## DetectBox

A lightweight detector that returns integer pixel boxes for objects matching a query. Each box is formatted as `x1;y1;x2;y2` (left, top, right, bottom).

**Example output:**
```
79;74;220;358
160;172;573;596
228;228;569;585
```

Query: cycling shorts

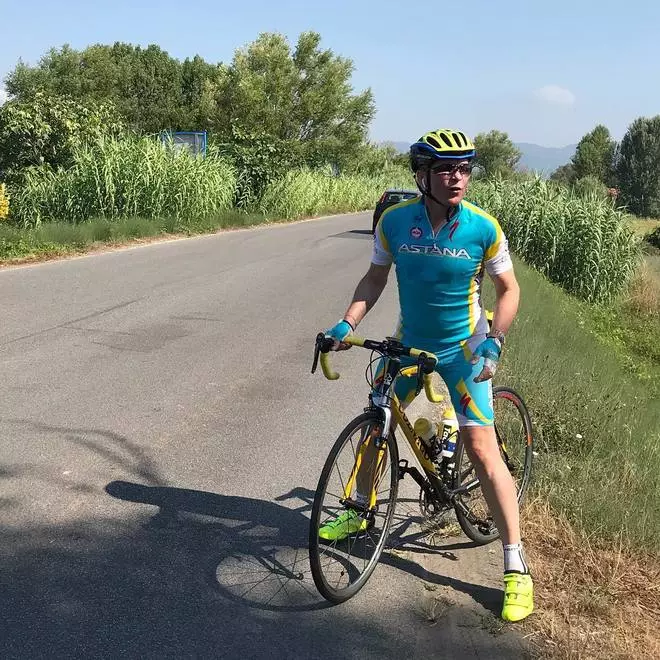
373;333;494;427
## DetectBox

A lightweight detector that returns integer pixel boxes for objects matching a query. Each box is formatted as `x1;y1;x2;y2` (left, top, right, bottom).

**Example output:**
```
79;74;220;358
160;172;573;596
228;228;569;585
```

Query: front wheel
309;411;399;603
453;386;534;545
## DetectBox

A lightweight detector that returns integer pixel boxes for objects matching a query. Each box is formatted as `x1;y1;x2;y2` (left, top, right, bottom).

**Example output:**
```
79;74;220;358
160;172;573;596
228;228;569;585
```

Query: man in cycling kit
320;129;534;623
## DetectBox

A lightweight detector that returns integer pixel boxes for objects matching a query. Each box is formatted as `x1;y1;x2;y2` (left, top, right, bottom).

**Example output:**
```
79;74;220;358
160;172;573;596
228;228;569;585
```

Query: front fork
341;413;389;515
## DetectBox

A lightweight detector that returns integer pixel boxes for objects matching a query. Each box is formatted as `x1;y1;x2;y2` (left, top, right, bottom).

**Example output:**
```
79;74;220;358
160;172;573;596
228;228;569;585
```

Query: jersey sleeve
371;218;393;266
483;217;513;275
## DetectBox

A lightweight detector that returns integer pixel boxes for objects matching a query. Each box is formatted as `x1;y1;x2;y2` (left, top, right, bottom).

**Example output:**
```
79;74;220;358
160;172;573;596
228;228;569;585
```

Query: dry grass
518;497;660;659
627;216;660;236
623;261;660;318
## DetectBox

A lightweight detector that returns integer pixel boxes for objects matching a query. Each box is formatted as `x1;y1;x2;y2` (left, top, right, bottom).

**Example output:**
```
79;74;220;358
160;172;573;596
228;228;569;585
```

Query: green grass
484;257;660;551
0;211;271;261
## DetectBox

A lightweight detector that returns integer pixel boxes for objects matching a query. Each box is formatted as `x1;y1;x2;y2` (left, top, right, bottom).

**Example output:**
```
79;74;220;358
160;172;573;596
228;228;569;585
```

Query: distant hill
382;141;411;154
514;142;576;176
381;140;576;177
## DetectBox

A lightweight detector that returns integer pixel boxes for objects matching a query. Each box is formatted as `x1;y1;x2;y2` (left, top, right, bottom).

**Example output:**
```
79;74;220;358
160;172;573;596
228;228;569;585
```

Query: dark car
372;189;420;233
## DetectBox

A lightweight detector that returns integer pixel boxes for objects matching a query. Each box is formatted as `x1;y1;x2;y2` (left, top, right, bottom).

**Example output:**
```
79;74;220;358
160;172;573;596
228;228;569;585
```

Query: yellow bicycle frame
320;336;449;502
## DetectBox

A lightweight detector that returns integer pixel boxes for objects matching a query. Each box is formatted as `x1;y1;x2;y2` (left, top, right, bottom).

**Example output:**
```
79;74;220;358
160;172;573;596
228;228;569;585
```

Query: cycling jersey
371;196;513;426
372;196;512;351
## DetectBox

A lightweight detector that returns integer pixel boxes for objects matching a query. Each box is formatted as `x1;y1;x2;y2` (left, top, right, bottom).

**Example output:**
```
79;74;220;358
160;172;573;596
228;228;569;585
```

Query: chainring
418;485;451;520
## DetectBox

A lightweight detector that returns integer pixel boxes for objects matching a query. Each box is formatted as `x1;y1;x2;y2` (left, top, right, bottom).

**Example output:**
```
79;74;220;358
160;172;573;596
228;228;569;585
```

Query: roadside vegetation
2;29;660;658
481;257;659;658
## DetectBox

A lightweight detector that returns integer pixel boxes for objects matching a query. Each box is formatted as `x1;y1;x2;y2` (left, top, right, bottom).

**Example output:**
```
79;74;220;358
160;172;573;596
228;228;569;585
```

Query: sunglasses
430;163;474;177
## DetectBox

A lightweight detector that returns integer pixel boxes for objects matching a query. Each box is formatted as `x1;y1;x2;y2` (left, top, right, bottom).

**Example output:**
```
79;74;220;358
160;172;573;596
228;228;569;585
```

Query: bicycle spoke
310;414;399;602
333;461;348;501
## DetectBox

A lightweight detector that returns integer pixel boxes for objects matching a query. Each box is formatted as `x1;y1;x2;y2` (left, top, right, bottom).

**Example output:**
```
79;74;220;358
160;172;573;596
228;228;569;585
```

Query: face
416;159;473;206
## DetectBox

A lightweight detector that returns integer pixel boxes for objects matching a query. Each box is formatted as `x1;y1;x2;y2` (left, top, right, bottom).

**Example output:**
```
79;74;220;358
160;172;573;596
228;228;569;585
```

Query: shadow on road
0;419;525;659
103;481;503;616
331;229;373;240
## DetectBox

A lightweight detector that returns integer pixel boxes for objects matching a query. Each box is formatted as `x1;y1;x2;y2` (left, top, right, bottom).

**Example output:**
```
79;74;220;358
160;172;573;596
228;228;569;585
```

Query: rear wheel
453;386;534;545
309;411;399;603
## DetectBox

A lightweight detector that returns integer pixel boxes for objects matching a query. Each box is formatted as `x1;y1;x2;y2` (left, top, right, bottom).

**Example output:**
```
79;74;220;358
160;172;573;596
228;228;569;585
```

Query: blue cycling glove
470;337;502;382
325;320;354;350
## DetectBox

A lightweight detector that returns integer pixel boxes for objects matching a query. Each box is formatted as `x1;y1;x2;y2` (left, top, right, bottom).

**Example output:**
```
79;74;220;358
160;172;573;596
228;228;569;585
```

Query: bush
213;126;303;209
645;226;660;249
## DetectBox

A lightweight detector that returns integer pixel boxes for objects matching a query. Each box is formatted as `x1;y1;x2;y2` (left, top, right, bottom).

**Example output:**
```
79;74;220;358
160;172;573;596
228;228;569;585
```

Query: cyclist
319;129;533;623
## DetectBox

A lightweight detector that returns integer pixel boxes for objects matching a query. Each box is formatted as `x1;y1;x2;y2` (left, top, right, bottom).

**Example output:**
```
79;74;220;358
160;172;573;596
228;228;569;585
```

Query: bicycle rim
309;411;399;603
453;386;534;545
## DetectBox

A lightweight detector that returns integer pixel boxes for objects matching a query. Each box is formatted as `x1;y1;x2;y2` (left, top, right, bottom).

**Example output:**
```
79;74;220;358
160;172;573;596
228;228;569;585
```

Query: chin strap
416;171;457;222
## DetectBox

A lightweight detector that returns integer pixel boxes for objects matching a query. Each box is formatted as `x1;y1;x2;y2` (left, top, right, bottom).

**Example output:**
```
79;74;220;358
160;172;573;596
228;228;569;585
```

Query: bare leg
460;424;520;545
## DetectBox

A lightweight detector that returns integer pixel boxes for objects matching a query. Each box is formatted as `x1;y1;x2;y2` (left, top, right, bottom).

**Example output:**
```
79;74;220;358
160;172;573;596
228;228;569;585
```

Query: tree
4;32;376;168
6;43;194;134
571;124;616;185
180;55;226;130
344;142;400;175
550;163;576;187
0;91;124;181
615;115;660;217
217;31;375;168
473;130;521;178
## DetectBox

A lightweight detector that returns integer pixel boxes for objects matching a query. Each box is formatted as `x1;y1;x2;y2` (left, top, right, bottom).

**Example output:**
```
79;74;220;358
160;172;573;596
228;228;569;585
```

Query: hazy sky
1;0;658;147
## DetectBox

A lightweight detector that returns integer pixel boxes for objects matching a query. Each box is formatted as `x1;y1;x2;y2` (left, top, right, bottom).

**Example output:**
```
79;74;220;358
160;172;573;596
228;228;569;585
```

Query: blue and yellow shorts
373;334;494;427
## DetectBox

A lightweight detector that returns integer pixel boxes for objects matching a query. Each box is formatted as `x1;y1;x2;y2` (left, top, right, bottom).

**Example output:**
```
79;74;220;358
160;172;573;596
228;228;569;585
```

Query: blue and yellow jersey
372;196;512;350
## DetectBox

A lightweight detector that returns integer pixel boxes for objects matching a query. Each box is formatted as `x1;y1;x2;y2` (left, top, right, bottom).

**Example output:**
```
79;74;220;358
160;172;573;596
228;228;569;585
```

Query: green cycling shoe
318;509;370;542
501;572;534;622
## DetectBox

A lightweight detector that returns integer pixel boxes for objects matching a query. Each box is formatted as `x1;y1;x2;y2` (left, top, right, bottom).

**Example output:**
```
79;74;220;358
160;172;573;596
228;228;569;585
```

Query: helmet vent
439;132;453;147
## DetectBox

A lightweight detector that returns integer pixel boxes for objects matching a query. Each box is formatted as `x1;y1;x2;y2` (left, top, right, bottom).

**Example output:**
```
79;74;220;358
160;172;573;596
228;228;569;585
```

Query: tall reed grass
470;177;642;304
258;166;414;219
7;146;644;307
11;137;237;227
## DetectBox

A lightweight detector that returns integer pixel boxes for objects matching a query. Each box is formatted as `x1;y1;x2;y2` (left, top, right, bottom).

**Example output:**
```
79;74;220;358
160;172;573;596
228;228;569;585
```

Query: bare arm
342;263;391;330
488;268;520;338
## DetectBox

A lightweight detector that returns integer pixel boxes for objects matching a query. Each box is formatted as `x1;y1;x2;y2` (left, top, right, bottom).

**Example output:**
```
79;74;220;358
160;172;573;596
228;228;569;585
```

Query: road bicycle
308;329;534;604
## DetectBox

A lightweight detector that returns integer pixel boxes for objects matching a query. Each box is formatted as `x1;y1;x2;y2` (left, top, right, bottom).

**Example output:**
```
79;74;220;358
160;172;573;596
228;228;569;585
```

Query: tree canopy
4;31;375;169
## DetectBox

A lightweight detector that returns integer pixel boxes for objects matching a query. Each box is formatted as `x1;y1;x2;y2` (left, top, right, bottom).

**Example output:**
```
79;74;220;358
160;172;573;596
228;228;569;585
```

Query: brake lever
311;332;325;374
415;353;426;395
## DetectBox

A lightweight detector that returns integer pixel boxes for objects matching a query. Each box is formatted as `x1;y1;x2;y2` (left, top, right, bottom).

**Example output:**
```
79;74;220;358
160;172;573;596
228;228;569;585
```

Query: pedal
338;497;373;518
398;459;409;480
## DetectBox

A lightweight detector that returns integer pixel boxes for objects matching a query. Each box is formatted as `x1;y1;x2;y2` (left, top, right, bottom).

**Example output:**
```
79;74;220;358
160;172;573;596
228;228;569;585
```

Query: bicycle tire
309;411;399;603
453;386;534;545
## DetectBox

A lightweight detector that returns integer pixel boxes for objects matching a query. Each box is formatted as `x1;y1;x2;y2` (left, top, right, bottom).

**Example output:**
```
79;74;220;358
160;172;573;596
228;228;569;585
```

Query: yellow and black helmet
410;129;476;171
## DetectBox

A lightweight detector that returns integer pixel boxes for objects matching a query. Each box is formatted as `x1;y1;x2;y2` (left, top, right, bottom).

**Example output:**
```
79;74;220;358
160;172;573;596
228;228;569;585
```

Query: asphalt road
0;213;531;659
